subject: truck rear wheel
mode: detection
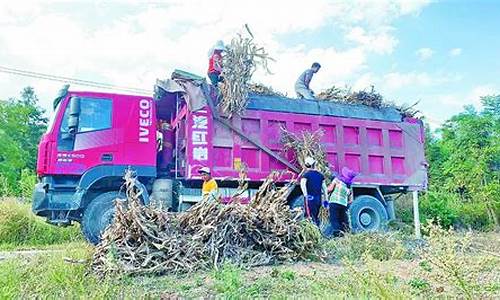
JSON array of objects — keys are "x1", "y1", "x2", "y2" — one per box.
[
  {"x1": 349, "y1": 195, "x2": 388, "y2": 233},
  {"x1": 81, "y1": 191, "x2": 125, "y2": 245}
]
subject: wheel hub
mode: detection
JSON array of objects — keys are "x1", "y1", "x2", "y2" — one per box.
[
  {"x1": 360, "y1": 212, "x2": 372, "y2": 226},
  {"x1": 100, "y1": 209, "x2": 115, "y2": 229}
]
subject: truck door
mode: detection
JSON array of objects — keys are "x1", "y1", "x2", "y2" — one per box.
[{"x1": 55, "y1": 96, "x2": 115, "y2": 175}]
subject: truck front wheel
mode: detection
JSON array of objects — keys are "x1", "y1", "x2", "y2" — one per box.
[
  {"x1": 81, "y1": 191, "x2": 125, "y2": 245},
  {"x1": 349, "y1": 195, "x2": 388, "y2": 233}
]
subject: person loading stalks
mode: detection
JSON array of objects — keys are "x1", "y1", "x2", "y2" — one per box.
[
  {"x1": 327, "y1": 167, "x2": 358, "y2": 237},
  {"x1": 300, "y1": 157, "x2": 328, "y2": 226},
  {"x1": 199, "y1": 167, "x2": 220, "y2": 202},
  {"x1": 207, "y1": 40, "x2": 225, "y2": 86},
  {"x1": 295, "y1": 62, "x2": 321, "y2": 99}
]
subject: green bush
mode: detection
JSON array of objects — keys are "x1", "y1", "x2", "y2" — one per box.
[
  {"x1": 417, "y1": 190, "x2": 496, "y2": 230},
  {"x1": 0, "y1": 174, "x2": 13, "y2": 197},
  {"x1": 18, "y1": 169, "x2": 36, "y2": 201},
  {"x1": 394, "y1": 194, "x2": 414, "y2": 224},
  {"x1": 322, "y1": 231, "x2": 408, "y2": 261},
  {"x1": 419, "y1": 190, "x2": 459, "y2": 228},
  {"x1": 0, "y1": 199, "x2": 82, "y2": 248},
  {"x1": 456, "y1": 201, "x2": 492, "y2": 230}
]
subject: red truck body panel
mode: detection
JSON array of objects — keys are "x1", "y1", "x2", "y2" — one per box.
[
  {"x1": 38, "y1": 89, "x2": 427, "y2": 192},
  {"x1": 180, "y1": 104, "x2": 427, "y2": 190}
]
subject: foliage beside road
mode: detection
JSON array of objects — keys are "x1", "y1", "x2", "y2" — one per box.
[
  {"x1": 1, "y1": 228, "x2": 498, "y2": 299},
  {"x1": 0, "y1": 198, "x2": 82, "y2": 250}
]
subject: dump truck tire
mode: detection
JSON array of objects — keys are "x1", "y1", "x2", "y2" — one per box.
[
  {"x1": 81, "y1": 191, "x2": 125, "y2": 245},
  {"x1": 349, "y1": 195, "x2": 388, "y2": 233}
]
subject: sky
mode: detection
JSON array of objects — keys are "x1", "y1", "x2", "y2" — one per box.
[{"x1": 1, "y1": 0, "x2": 499, "y2": 128}]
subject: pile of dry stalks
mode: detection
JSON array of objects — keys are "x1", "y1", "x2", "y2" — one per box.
[
  {"x1": 219, "y1": 25, "x2": 273, "y2": 117},
  {"x1": 92, "y1": 171, "x2": 320, "y2": 277},
  {"x1": 317, "y1": 85, "x2": 383, "y2": 107},
  {"x1": 317, "y1": 85, "x2": 420, "y2": 118},
  {"x1": 281, "y1": 128, "x2": 333, "y2": 182},
  {"x1": 281, "y1": 128, "x2": 333, "y2": 225},
  {"x1": 249, "y1": 83, "x2": 286, "y2": 97}
]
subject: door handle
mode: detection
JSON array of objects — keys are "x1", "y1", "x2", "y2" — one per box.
[{"x1": 101, "y1": 153, "x2": 113, "y2": 162}]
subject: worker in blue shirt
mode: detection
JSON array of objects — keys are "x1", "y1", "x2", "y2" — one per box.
[
  {"x1": 295, "y1": 62, "x2": 321, "y2": 99},
  {"x1": 300, "y1": 157, "x2": 328, "y2": 226}
]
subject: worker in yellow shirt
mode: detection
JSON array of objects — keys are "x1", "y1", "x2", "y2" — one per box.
[{"x1": 199, "y1": 167, "x2": 220, "y2": 201}]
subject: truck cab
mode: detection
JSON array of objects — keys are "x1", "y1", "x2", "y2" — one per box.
[{"x1": 33, "y1": 86, "x2": 161, "y2": 243}]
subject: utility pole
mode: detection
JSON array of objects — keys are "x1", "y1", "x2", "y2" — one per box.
[{"x1": 413, "y1": 191, "x2": 421, "y2": 239}]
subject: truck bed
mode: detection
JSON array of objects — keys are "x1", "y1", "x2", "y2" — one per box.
[{"x1": 247, "y1": 94, "x2": 403, "y2": 122}]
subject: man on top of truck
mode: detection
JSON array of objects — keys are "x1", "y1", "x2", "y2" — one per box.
[
  {"x1": 295, "y1": 62, "x2": 321, "y2": 100},
  {"x1": 207, "y1": 40, "x2": 225, "y2": 86},
  {"x1": 300, "y1": 157, "x2": 328, "y2": 226},
  {"x1": 199, "y1": 167, "x2": 220, "y2": 201}
]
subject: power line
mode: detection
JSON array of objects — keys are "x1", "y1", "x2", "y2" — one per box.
[{"x1": 0, "y1": 65, "x2": 153, "y2": 95}]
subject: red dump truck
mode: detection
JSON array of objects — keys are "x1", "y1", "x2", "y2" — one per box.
[{"x1": 33, "y1": 71, "x2": 428, "y2": 243}]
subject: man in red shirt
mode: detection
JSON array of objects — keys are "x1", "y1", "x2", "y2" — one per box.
[{"x1": 207, "y1": 40, "x2": 225, "y2": 86}]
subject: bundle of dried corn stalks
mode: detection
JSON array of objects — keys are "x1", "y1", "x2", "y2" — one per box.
[
  {"x1": 316, "y1": 85, "x2": 350, "y2": 102},
  {"x1": 219, "y1": 25, "x2": 273, "y2": 117},
  {"x1": 317, "y1": 85, "x2": 383, "y2": 108},
  {"x1": 281, "y1": 128, "x2": 333, "y2": 182},
  {"x1": 317, "y1": 85, "x2": 420, "y2": 118},
  {"x1": 281, "y1": 129, "x2": 333, "y2": 225},
  {"x1": 249, "y1": 83, "x2": 286, "y2": 97},
  {"x1": 92, "y1": 171, "x2": 320, "y2": 277}
]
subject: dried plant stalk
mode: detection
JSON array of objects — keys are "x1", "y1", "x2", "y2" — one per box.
[
  {"x1": 281, "y1": 128, "x2": 333, "y2": 225},
  {"x1": 92, "y1": 170, "x2": 320, "y2": 277},
  {"x1": 219, "y1": 25, "x2": 273, "y2": 117},
  {"x1": 281, "y1": 128, "x2": 333, "y2": 182},
  {"x1": 317, "y1": 85, "x2": 420, "y2": 118},
  {"x1": 249, "y1": 83, "x2": 286, "y2": 97}
]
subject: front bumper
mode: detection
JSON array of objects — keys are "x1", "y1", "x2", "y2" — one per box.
[
  {"x1": 32, "y1": 183, "x2": 49, "y2": 216},
  {"x1": 31, "y1": 177, "x2": 81, "y2": 219}
]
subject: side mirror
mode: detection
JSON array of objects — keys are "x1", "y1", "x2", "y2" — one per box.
[{"x1": 68, "y1": 97, "x2": 81, "y2": 134}]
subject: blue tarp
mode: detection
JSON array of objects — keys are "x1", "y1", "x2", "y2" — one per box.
[{"x1": 247, "y1": 94, "x2": 403, "y2": 122}]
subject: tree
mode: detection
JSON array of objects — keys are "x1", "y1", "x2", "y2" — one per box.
[
  {"x1": 428, "y1": 95, "x2": 500, "y2": 228},
  {"x1": 0, "y1": 87, "x2": 47, "y2": 195},
  {"x1": 9, "y1": 87, "x2": 48, "y2": 170}
]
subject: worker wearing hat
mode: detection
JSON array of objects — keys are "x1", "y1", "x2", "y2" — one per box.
[
  {"x1": 199, "y1": 167, "x2": 220, "y2": 202},
  {"x1": 327, "y1": 167, "x2": 358, "y2": 237},
  {"x1": 207, "y1": 40, "x2": 226, "y2": 86},
  {"x1": 300, "y1": 156, "x2": 328, "y2": 226}
]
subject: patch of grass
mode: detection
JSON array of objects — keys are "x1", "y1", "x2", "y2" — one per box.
[
  {"x1": 322, "y1": 231, "x2": 409, "y2": 261},
  {"x1": 408, "y1": 277, "x2": 432, "y2": 296},
  {"x1": 342, "y1": 257, "x2": 413, "y2": 299},
  {"x1": 0, "y1": 199, "x2": 82, "y2": 248},
  {"x1": 211, "y1": 264, "x2": 245, "y2": 296},
  {"x1": 0, "y1": 245, "x2": 109, "y2": 298},
  {"x1": 1, "y1": 227, "x2": 498, "y2": 299}
]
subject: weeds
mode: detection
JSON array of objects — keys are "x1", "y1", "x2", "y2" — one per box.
[
  {"x1": 0, "y1": 199, "x2": 82, "y2": 248},
  {"x1": 343, "y1": 256, "x2": 411, "y2": 299},
  {"x1": 212, "y1": 264, "x2": 244, "y2": 295},
  {"x1": 416, "y1": 221, "x2": 499, "y2": 299},
  {"x1": 322, "y1": 231, "x2": 409, "y2": 261}
]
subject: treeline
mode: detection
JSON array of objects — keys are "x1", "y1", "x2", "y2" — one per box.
[
  {"x1": 418, "y1": 95, "x2": 500, "y2": 230},
  {"x1": 0, "y1": 87, "x2": 47, "y2": 198},
  {"x1": 0, "y1": 87, "x2": 498, "y2": 229}
]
